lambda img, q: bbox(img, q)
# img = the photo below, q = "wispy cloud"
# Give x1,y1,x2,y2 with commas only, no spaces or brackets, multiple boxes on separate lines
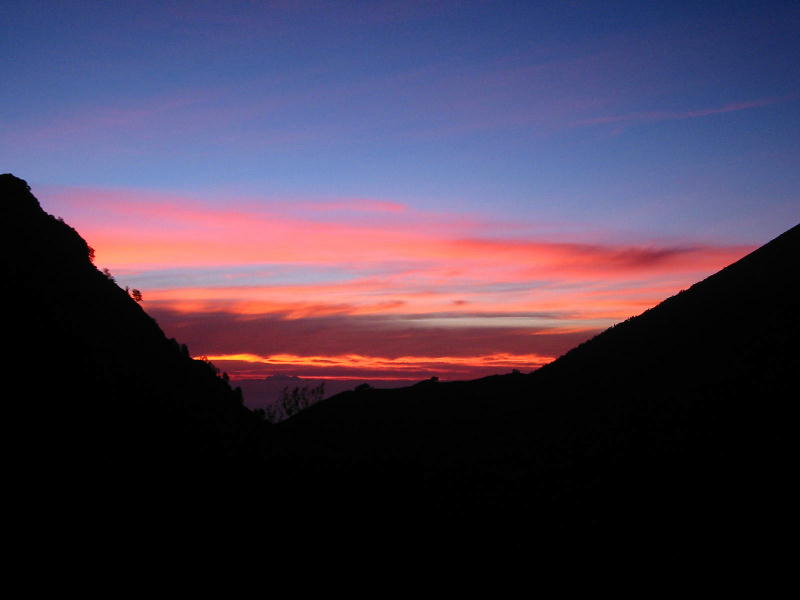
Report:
45,186,749,273
292,198,408,213
575,95,798,128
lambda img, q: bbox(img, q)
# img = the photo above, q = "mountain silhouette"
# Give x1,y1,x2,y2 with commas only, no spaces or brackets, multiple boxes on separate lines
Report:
274,222,799,531
1,174,270,493
4,173,796,534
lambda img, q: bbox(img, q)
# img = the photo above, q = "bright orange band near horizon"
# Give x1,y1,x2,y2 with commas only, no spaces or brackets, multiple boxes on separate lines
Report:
200,351,554,375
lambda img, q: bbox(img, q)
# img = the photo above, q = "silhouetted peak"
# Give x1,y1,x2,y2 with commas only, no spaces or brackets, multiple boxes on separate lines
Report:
4,176,271,478
0,173,31,191
1,174,94,266
0,173,41,215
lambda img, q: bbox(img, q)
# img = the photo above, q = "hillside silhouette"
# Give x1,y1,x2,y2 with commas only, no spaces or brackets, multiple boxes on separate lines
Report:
4,173,796,533
274,224,799,530
1,174,270,491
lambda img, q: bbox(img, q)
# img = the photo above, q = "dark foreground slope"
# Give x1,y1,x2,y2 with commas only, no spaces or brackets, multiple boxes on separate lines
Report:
1,174,270,486
6,172,796,533
277,223,799,529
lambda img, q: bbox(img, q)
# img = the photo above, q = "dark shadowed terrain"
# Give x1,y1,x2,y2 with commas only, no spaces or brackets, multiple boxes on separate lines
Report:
237,375,408,414
4,173,797,535
1,174,270,484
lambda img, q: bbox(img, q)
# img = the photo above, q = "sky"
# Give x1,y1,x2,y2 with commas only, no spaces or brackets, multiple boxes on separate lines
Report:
2,1,798,381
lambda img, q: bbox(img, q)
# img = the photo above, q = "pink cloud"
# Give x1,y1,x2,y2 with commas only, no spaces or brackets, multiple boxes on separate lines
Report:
6,92,213,148
45,188,749,278
39,185,754,378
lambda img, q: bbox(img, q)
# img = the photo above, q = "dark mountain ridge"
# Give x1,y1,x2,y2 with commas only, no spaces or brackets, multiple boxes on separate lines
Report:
275,223,798,528
2,174,270,484
5,172,796,532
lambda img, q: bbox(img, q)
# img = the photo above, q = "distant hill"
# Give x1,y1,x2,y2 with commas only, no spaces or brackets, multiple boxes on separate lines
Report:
237,376,409,413
264,374,303,382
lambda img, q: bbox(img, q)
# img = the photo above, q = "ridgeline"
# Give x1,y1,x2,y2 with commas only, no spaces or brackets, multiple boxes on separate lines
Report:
4,173,797,533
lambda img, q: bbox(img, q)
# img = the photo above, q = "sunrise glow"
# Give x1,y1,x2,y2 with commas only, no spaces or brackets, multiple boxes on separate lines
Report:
4,1,796,382
26,184,754,380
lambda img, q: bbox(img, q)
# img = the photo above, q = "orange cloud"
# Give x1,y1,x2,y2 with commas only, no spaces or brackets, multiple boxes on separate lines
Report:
200,351,554,380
